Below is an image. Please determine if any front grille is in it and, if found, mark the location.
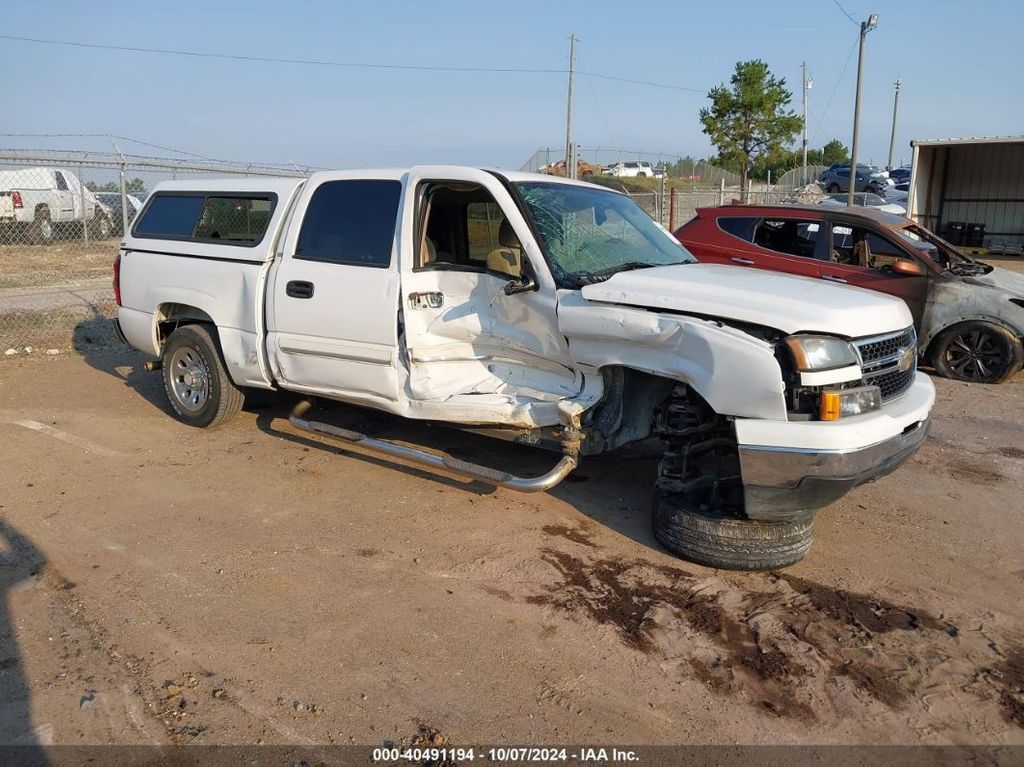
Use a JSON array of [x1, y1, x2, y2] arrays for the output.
[[854, 327, 917, 402], [856, 327, 916, 368]]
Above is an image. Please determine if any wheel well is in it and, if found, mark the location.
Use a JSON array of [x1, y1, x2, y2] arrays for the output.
[[155, 304, 216, 346], [583, 366, 680, 453], [35, 204, 49, 216]]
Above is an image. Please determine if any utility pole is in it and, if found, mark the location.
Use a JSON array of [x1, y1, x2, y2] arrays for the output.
[[848, 13, 878, 207], [887, 78, 901, 171], [564, 34, 577, 180], [801, 62, 810, 185]]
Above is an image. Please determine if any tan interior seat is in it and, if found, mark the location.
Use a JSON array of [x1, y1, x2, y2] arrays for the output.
[[485, 218, 522, 277]]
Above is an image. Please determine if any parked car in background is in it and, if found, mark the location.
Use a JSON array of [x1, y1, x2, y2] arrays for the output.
[[0, 166, 110, 243], [819, 164, 890, 195], [676, 204, 1024, 383], [819, 192, 906, 215], [96, 191, 145, 235], [888, 166, 911, 185], [602, 161, 657, 178]]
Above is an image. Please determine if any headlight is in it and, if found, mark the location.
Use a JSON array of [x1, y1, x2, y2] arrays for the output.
[[785, 335, 859, 371], [820, 385, 882, 420]]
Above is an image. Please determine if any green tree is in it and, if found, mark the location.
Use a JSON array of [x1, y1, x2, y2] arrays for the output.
[[819, 139, 849, 165], [699, 60, 803, 195]]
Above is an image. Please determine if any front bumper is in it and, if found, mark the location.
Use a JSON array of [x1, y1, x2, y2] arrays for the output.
[[735, 373, 934, 521]]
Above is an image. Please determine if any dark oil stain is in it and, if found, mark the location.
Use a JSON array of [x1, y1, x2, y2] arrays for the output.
[[996, 446, 1024, 460], [356, 548, 381, 558], [541, 524, 598, 549], [778, 574, 947, 634], [481, 585, 514, 602], [990, 647, 1024, 728], [947, 457, 1004, 486], [527, 548, 982, 721]]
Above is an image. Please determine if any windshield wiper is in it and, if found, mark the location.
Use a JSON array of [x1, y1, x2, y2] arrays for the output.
[[591, 260, 685, 278]]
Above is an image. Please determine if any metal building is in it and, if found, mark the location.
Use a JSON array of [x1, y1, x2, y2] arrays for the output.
[[907, 136, 1024, 255]]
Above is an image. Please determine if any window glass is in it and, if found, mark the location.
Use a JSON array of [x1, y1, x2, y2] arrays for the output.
[[194, 197, 274, 243], [717, 216, 758, 242], [515, 182, 693, 286], [752, 219, 821, 258], [296, 180, 401, 267], [55, 172, 69, 191], [134, 195, 206, 237]]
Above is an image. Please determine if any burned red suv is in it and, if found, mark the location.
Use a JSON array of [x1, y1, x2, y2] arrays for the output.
[[676, 205, 1024, 383]]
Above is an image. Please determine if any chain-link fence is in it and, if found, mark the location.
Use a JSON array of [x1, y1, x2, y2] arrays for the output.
[[0, 150, 307, 360]]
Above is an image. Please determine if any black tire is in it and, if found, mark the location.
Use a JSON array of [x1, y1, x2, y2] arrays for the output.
[[652, 493, 813, 571], [930, 321, 1023, 384], [89, 213, 111, 240], [31, 208, 54, 245], [161, 324, 244, 427], [826, 183, 841, 194]]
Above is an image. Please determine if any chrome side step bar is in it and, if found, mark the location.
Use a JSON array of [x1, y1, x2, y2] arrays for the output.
[[288, 400, 580, 493]]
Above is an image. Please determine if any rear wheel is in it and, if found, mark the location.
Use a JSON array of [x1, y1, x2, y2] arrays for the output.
[[31, 208, 53, 245], [826, 183, 841, 194], [161, 324, 244, 427], [652, 494, 813, 570], [89, 213, 111, 240], [930, 321, 1023, 383]]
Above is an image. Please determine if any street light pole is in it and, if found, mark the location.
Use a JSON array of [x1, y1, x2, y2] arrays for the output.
[[887, 78, 902, 171], [848, 13, 878, 207]]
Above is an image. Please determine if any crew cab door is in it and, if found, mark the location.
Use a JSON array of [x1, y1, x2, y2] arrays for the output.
[[822, 223, 930, 326], [52, 170, 75, 221], [266, 174, 404, 406], [399, 167, 581, 426]]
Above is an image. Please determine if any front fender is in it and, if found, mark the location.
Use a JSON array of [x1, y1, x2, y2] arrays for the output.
[[921, 278, 1024, 351], [557, 292, 787, 420]]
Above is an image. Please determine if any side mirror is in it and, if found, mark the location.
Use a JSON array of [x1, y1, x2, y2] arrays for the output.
[[890, 259, 925, 277], [503, 273, 538, 296]]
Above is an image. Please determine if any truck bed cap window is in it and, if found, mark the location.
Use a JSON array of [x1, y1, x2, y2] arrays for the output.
[[133, 193, 277, 245]]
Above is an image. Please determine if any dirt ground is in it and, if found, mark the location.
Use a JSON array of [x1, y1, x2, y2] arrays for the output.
[[0, 347, 1021, 749]]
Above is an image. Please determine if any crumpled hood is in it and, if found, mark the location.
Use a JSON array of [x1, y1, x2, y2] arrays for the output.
[[578, 263, 913, 337], [969, 266, 1024, 298]]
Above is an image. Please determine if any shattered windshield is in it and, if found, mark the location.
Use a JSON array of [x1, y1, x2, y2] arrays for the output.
[[515, 182, 695, 287]]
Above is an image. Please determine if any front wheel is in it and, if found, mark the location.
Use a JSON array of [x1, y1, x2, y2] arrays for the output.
[[652, 493, 813, 570], [161, 324, 245, 427], [826, 183, 841, 194], [930, 321, 1023, 383]]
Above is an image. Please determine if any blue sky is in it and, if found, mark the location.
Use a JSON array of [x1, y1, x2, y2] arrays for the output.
[[3, 0, 1022, 170]]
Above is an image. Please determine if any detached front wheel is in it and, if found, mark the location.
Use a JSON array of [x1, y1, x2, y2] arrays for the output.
[[652, 493, 813, 570], [162, 324, 244, 427], [930, 321, 1023, 384]]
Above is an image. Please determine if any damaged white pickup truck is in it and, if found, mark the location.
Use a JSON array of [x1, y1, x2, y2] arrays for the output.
[[115, 168, 935, 569]]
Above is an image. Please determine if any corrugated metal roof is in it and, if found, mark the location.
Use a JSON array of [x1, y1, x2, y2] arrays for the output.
[[910, 136, 1024, 147]]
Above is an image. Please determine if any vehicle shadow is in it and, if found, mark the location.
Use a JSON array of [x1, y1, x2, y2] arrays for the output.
[[254, 398, 662, 552], [0, 517, 49, 759]]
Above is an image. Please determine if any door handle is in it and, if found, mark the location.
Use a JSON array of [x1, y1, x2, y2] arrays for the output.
[[285, 280, 315, 298], [821, 274, 848, 284], [730, 257, 755, 265]]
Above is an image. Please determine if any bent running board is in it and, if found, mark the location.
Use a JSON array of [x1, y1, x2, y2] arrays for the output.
[[288, 400, 580, 493]]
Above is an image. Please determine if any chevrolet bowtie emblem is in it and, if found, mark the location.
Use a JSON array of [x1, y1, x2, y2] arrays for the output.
[[898, 345, 915, 372]]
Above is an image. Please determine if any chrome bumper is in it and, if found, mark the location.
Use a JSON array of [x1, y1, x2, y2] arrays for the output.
[[737, 416, 931, 521]]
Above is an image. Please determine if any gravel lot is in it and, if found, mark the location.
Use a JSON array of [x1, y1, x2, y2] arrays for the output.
[[0, 347, 1021, 748]]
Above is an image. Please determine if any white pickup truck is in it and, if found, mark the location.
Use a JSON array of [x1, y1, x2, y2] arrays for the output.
[[114, 167, 935, 570], [0, 166, 110, 243]]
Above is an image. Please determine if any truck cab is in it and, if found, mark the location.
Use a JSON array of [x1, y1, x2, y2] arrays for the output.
[[115, 167, 935, 571]]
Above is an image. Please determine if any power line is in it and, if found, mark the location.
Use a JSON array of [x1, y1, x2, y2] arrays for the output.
[[809, 37, 858, 146], [0, 34, 565, 74], [0, 34, 706, 93], [830, 0, 859, 25]]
